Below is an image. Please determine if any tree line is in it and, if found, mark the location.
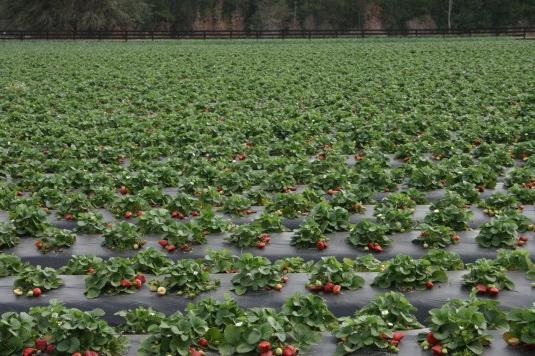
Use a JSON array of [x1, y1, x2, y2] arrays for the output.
[[0, 0, 533, 31]]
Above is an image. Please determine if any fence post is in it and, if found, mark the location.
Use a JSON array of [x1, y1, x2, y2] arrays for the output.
[[125, 31, 128, 42], [308, 31, 311, 40], [203, 31, 206, 40], [230, 30, 233, 39]]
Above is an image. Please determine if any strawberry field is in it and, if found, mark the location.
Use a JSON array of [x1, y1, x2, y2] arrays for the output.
[[0, 38, 534, 356]]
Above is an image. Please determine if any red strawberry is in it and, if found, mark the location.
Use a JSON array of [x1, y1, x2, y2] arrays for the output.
[[124, 211, 133, 219], [262, 233, 271, 243], [282, 345, 297, 356], [180, 244, 191, 252], [374, 244, 383, 253], [171, 210, 179, 218], [475, 284, 487, 294], [256, 241, 266, 249], [158, 239, 168, 247], [316, 240, 327, 250], [32, 288, 42, 297], [258, 340, 271, 352], [519, 235, 529, 242], [87, 267, 95, 274], [425, 280, 434, 289], [22, 348, 36, 356], [452, 234, 460, 242], [488, 286, 499, 296], [166, 244, 176, 252], [71, 353, 82, 356], [16, 191, 24, 197], [134, 279, 142, 289], [64, 213, 74, 221], [390, 339, 399, 346], [274, 283, 283, 291], [307, 284, 321, 292], [84, 351, 99, 356], [281, 275, 289, 283], [431, 344, 443, 355], [35, 338, 48, 352], [323, 282, 334, 293], [119, 186, 127, 195], [260, 352, 273, 356], [198, 337, 208, 348], [189, 349, 202, 356], [135, 274, 146, 283], [427, 332, 439, 345], [392, 331, 405, 341], [46, 344, 56, 353], [191, 211, 200, 217], [120, 279, 131, 288], [136, 210, 144, 217], [332, 284, 342, 295], [517, 239, 526, 247], [35, 240, 42, 249]]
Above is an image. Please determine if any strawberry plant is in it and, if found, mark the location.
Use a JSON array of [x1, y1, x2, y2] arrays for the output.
[[160, 221, 206, 252], [186, 296, 245, 328], [9, 203, 48, 236], [138, 310, 209, 356], [494, 248, 533, 271], [75, 211, 107, 234], [462, 258, 514, 295], [136, 208, 172, 234], [34, 227, 76, 253], [418, 300, 494, 355], [226, 224, 267, 248], [0, 311, 34, 355], [372, 255, 448, 291], [85, 257, 146, 298], [420, 249, 464, 271], [353, 254, 387, 272], [110, 195, 149, 217], [115, 306, 166, 334], [30, 300, 127, 355], [266, 192, 316, 218], [203, 248, 238, 273], [413, 223, 458, 249], [478, 192, 521, 216], [475, 216, 518, 249], [102, 221, 146, 251], [281, 293, 338, 332], [442, 297, 507, 329], [424, 195, 473, 231], [222, 194, 254, 216], [347, 220, 390, 252], [231, 253, 285, 295], [273, 257, 314, 273], [195, 208, 229, 233], [448, 182, 481, 204], [307, 257, 365, 293], [13, 265, 63, 297], [290, 220, 327, 249], [335, 315, 398, 354], [0, 253, 26, 277], [375, 207, 414, 233], [329, 186, 371, 213], [149, 259, 219, 297], [355, 291, 422, 329], [56, 192, 93, 217], [58, 255, 104, 275], [131, 247, 173, 274], [166, 192, 200, 215], [0, 221, 19, 249], [252, 212, 285, 232], [504, 304, 535, 349]]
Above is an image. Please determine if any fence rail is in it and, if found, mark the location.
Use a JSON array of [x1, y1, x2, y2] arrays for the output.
[[1, 27, 534, 41]]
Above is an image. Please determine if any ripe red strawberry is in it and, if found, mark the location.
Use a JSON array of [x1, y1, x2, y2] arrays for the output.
[[35, 240, 42, 249], [281, 275, 289, 283], [71, 353, 82, 356], [119, 186, 128, 195], [22, 348, 36, 356], [64, 213, 74, 221], [87, 267, 95, 274], [452, 234, 460, 242], [136, 210, 144, 217], [431, 344, 443, 355], [475, 284, 487, 294], [134, 279, 142, 289], [84, 351, 99, 356], [171, 210, 179, 218], [392, 331, 405, 341], [488, 286, 499, 296], [374, 244, 383, 253], [135, 274, 146, 283], [282, 345, 297, 356], [477, 185, 485, 193], [258, 340, 271, 352], [261, 233, 271, 243], [517, 239, 526, 247], [189, 350, 203, 356], [46, 344, 56, 353], [198, 337, 208, 348], [166, 244, 176, 252], [16, 191, 24, 197], [124, 211, 133, 219], [32, 288, 42, 297], [323, 282, 334, 293], [260, 352, 273, 356], [307, 284, 321, 292], [120, 279, 131, 288], [425, 280, 434, 289], [35, 338, 48, 352], [519, 235, 529, 242], [158, 239, 168, 247], [390, 339, 399, 346], [180, 244, 191, 252], [274, 283, 283, 291], [427, 332, 439, 345], [316, 240, 327, 250], [332, 284, 342, 295], [256, 241, 266, 249], [191, 210, 200, 217]]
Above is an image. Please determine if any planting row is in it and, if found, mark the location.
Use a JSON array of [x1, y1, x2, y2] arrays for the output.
[[1, 251, 534, 320], [3, 291, 534, 356]]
